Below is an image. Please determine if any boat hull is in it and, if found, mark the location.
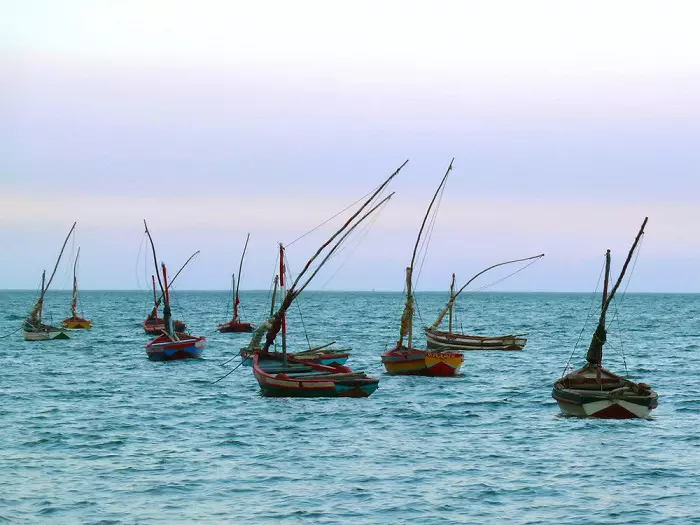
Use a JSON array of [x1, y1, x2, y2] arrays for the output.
[[381, 346, 463, 376], [23, 325, 71, 341], [552, 386, 658, 419], [61, 316, 93, 329], [552, 364, 658, 419], [218, 321, 255, 333], [425, 328, 526, 351], [252, 354, 378, 398], [239, 349, 349, 367], [145, 334, 206, 361]]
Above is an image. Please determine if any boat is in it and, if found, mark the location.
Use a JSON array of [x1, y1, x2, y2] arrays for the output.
[[243, 160, 407, 396], [61, 247, 93, 329], [141, 250, 198, 335], [217, 233, 255, 333], [552, 217, 658, 419], [22, 223, 76, 341], [424, 254, 545, 350], [143, 221, 206, 361], [381, 160, 464, 376]]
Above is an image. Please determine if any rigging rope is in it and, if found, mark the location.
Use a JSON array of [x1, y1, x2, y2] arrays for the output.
[[286, 183, 384, 247], [472, 257, 543, 292], [562, 258, 606, 375], [0, 326, 22, 339], [414, 181, 447, 291]]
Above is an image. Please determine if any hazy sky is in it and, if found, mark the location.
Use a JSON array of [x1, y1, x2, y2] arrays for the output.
[[2, 0, 699, 292]]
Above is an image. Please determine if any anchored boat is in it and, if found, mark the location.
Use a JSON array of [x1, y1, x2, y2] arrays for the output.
[[381, 159, 464, 376], [552, 217, 657, 419], [61, 247, 93, 329], [424, 254, 544, 351], [143, 221, 206, 361], [217, 233, 255, 333], [243, 161, 406, 396], [23, 223, 76, 341]]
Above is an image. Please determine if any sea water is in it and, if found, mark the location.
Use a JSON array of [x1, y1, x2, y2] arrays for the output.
[[1, 290, 699, 524]]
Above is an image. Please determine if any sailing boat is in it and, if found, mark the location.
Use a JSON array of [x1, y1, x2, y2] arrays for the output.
[[239, 245, 350, 366], [424, 254, 545, 350], [142, 221, 206, 361], [245, 160, 407, 397], [552, 217, 658, 419], [217, 233, 255, 333], [61, 247, 93, 329], [23, 223, 76, 341], [381, 160, 464, 376]]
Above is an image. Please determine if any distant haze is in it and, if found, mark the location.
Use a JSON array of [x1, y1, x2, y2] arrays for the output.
[[2, 0, 699, 292]]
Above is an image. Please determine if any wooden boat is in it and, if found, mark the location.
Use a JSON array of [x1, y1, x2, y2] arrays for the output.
[[61, 247, 93, 329], [23, 223, 76, 341], [244, 160, 407, 396], [381, 160, 464, 376], [143, 221, 206, 361], [424, 255, 544, 350], [217, 233, 255, 333], [552, 217, 658, 419]]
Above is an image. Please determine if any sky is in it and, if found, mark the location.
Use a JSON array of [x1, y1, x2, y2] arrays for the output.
[[1, 0, 699, 292]]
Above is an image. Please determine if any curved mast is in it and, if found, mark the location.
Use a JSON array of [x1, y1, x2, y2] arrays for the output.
[[70, 247, 81, 317], [234, 233, 250, 322], [430, 253, 545, 329], [398, 159, 453, 348], [586, 217, 648, 366]]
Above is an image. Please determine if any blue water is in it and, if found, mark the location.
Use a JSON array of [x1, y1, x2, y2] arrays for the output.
[[1, 290, 699, 524]]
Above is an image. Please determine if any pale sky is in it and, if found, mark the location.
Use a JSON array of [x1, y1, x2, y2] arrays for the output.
[[2, 0, 699, 292]]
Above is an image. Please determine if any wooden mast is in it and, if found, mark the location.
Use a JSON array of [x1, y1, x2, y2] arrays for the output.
[[70, 247, 81, 318], [161, 262, 175, 338], [399, 159, 453, 349], [234, 233, 250, 323], [448, 273, 455, 334], [270, 275, 279, 316], [279, 243, 287, 365], [586, 218, 647, 366], [231, 273, 236, 320], [153, 250, 200, 308], [144, 220, 164, 295], [430, 253, 545, 330]]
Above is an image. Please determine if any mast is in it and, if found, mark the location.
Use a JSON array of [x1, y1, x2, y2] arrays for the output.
[[279, 243, 287, 365], [151, 275, 158, 310], [448, 273, 455, 334], [586, 218, 647, 366], [154, 251, 200, 308], [144, 220, 164, 295], [42, 222, 77, 300], [399, 159, 453, 348], [270, 275, 279, 316], [430, 253, 545, 330], [234, 233, 250, 323], [37, 270, 46, 323], [161, 263, 174, 337], [70, 247, 81, 317], [231, 273, 236, 320]]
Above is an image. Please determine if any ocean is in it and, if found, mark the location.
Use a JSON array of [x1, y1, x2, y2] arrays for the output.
[[1, 290, 699, 524]]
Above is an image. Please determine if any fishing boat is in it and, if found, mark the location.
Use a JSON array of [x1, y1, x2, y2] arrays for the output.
[[243, 160, 407, 397], [23, 223, 76, 341], [61, 247, 93, 329], [143, 221, 206, 361], [217, 233, 255, 333], [424, 254, 545, 350], [141, 249, 198, 335], [381, 160, 464, 376], [552, 217, 658, 419]]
